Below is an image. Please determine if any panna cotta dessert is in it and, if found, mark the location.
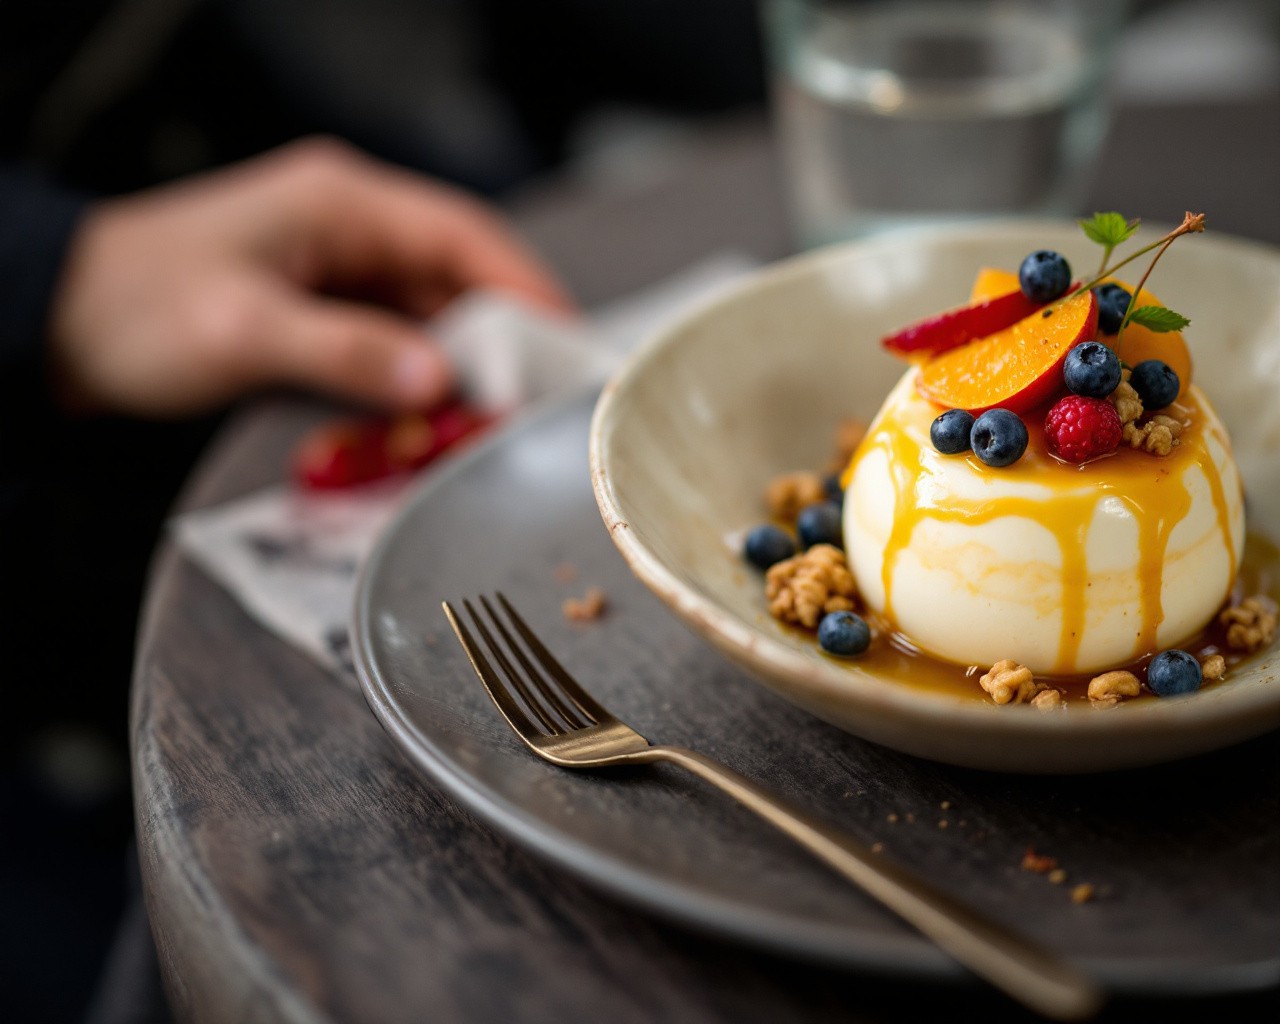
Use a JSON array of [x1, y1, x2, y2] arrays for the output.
[[842, 367, 1244, 675], [748, 214, 1275, 704]]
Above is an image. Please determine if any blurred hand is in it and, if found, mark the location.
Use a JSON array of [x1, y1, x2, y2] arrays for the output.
[[49, 137, 573, 416]]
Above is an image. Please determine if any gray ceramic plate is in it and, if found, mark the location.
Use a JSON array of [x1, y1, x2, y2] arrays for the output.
[[353, 388, 1280, 996]]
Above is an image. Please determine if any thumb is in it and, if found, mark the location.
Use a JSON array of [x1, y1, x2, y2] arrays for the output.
[[263, 292, 456, 409]]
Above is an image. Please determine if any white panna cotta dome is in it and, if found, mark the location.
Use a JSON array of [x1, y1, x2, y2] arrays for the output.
[[842, 369, 1245, 676]]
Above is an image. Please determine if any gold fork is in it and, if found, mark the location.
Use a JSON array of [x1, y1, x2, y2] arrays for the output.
[[444, 594, 1104, 1021]]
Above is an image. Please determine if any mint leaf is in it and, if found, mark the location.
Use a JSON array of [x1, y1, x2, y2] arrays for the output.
[[1127, 305, 1190, 332], [1080, 212, 1139, 249]]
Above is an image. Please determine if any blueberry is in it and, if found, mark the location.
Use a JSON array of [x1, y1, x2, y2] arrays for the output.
[[743, 524, 795, 570], [1129, 359, 1180, 410], [796, 501, 843, 549], [1147, 649, 1202, 697], [822, 472, 845, 507], [1063, 341, 1122, 398], [931, 409, 975, 454], [969, 409, 1028, 467], [1018, 250, 1072, 303], [1093, 283, 1131, 335], [818, 610, 871, 657]]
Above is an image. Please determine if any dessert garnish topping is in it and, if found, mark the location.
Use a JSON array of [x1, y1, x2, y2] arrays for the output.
[[1220, 595, 1278, 652], [818, 610, 872, 657], [1087, 670, 1141, 706], [1045, 395, 1123, 464], [1047, 210, 1203, 357], [765, 543, 857, 629], [969, 408, 1028, 467], [1146, 649, 1203, 697]]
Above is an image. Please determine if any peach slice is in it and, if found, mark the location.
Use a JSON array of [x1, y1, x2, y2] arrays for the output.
[[916, 290, 1098, 414], [882, 282, 1045, 358], [969, 267, 1019, 303]]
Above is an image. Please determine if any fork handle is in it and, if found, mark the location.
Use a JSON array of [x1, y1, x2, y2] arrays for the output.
[[642, 745, 1103, 1021]]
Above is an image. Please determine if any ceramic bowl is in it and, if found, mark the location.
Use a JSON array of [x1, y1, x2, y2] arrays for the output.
[[589, 221, 1280, 773]]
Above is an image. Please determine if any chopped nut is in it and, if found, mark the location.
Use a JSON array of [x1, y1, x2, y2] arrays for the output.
[[1201, 654, 1227, 681], [764, 472, 828, 522], [1088, 670, 1141, 706], [765, 544, 857, 628], [1071, 883, 1096, 904], [1048, 868, 1068, 885], [1219, 595, 1278, 653], [940, 800, 951, 810], [978, 660, 1037, 705], [1030, 687, 1065, 711], [871, 842, 884, 854], [562, 587, 607, 622], [1022, 848, 1059, 874], [1121, 413, 1183, 456], [1110, 373, 1143, 426], [938, 819, 949, 829]]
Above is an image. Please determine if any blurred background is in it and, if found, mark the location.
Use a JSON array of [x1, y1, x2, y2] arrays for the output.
[[2, 1, 1277, 1021]]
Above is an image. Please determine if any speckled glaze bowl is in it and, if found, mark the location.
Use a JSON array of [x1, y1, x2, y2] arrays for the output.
[[589, 221, 1280, 773]]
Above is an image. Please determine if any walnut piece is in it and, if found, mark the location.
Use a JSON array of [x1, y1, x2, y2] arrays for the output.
[[764, 472, 827, 522], [1088, 670, 1141, 706], [765, 544, 857, 628], [1121, 413, 1183, 456], [1219, 595, 1278, 653], [978, 660, 1039, 705], [1071, 883, 1096, 904], [562, 587, 607, 622], [1110, 373, 1143, 426], [1201, 654, 1226, 681], [1030, 687, 1065, 711]]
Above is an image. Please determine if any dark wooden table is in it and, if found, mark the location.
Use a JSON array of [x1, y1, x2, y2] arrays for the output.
[[133, 102, 1280, 1024]]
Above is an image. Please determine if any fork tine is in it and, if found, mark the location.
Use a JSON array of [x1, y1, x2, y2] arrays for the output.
[[478, 596, 590, 731], [458, 599, 566, 735], [442, 600, 547, 740], [495, 592, 613, 725]]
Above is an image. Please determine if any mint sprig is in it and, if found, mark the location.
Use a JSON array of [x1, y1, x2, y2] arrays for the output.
[[1079, 211, 1140, 273], [1125, 305, 1191, 333], [1048, 211, 1205, 357]]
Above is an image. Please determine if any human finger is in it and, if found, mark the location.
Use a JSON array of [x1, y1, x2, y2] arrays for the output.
[[267, 141, 575, 317], [257, 290, 458, 410]]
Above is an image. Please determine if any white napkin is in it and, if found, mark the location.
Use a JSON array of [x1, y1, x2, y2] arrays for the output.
[[173, 254, 757, 677]]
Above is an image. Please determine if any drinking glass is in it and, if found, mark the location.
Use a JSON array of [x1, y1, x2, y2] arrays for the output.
[[763, 0, 1129, 248]]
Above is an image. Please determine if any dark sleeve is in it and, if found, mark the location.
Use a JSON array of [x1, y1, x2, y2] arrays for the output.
[[0, 162, 88, 387]]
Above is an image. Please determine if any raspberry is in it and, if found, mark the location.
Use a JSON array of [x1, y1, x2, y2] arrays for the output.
[[1044, 395, 1123, 463]]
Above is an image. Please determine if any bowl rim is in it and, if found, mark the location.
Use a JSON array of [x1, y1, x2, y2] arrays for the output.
[[588, 219, 1280, 746]]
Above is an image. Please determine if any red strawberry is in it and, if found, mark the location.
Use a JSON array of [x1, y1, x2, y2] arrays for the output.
[[1044, 395, 1123, 464]]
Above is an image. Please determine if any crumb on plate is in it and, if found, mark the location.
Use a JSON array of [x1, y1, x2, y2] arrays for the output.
[[563, 586, 607, 622]]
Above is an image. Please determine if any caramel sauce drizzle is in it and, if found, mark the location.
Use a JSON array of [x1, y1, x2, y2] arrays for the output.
[[848, 384, 1239, 676]]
